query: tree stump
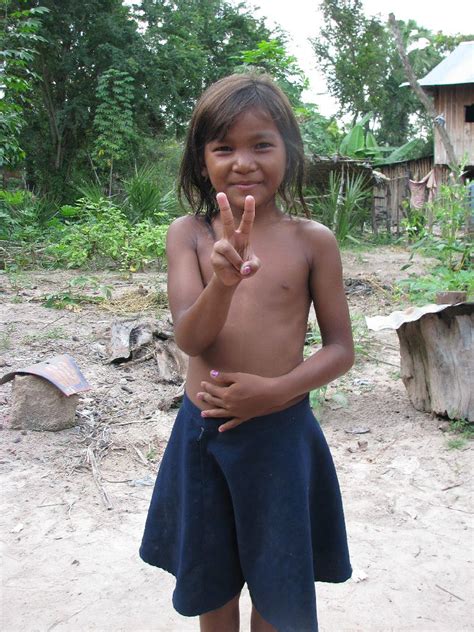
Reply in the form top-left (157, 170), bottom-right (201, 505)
top-left (397, 304), bottom-right (474, 420)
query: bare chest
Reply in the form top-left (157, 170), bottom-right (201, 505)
top-left (196, 228), bottom-right (311, 315)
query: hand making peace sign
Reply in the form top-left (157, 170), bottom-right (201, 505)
top-left (211, 192), bottom-right (261, 286)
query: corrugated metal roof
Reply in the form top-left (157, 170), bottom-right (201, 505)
top-left (418, 41), bottom-right (474, 87)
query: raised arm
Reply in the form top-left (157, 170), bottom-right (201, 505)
top-left (167, 194), bottom-right (260, 356)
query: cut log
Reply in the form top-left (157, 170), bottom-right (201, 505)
top-left (397, 304), bottom-right (474, 420)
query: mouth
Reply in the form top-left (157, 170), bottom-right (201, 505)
top-left (231, 182), bottom-right (260, 189)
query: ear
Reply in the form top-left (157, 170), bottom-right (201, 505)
top-left (201, 165), bottom-right (208, 178)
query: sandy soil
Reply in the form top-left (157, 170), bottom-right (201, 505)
top-left (1, 245), bottom-right (472, 632)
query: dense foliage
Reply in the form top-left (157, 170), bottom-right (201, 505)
top-left (1, 0), bottom-right (472, 300)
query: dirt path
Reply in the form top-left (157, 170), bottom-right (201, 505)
top-left (1, 246), bottom-right (472, 632)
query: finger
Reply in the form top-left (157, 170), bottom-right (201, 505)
top-left (200, 381), bottom-right (227, 398)
top-left (240, 255), bottom-right (261, 277)
top-left (213, 240), bottom-right (243, 271)
top-left (209, 370), bottom-right (237, 384)
top-left (237, 195), bottom-right (255, 239)
top-left (201, 408), bottom-right (229, 418)
top-left (196, 391), bottom-right (224, 408)
top-left (216, 192), bottom-right (235, 240)
top-left (218, 418), bottom-right (243, 433)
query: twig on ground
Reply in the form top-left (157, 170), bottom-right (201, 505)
top-left (132, 444), bottom-right (149, 466)
top-left (86, 445), bottom-right (113, 510)
top-left (435, 584), bottom-right (464, 601)
top-left (441, 483), bottom-right (462, 492)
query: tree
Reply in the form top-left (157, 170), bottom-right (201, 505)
top-left (138, 0), bottom-right (273, 135)
top-left (312, 0), bottom-right (474, 147)
top-left (10, 0), bottom-right (148, 196)
top-left (93, 69), bottom-right (136, 195)
top-left (234, 39), bottom-right (308, 107)
top-left (0, 0), bottom-right (48, 167)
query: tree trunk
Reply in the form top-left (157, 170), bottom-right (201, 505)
top-left (388, 14), bottom-right (458, 167)
top-left (397, 304), bottom-right (474, 420)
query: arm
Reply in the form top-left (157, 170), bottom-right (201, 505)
top-left (168, 195), bottom-right (260, 357)
top-left (274, 225), bottom-right (354, 401)
top-left (199, 224), bottom-right (354, 430)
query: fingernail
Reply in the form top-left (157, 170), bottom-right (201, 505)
top-left (211, 370), bottom-right (219, 378)
top-left (241, 266), bottom-right (251, 275)
top-left (196, 393), bottom-right (203, 400)
top-left (201, 411), bottom-right (207, 417)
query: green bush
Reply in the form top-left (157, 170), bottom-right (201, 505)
top-left (403, 172), bottom-right (472, 271)
top-left (46, 197), bottom-right (168, 270)
top-left (0, 189), bottom-right (54, 241)
top-left (309, 171), bottom-right (371, 242)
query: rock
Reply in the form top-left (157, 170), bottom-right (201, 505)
top-left (11, 374), bottom-right (79, 431)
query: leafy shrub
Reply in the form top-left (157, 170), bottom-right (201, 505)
top-left (0, 189), bottom-right (58, 242)
top-left (402, 171), bottom-right (472, 271)
top-left (46, 197), bottom-right (168, 270)
top-left (310, 171), bottom-right (371, 242)
top-left (122, 165), bottom-right (163, 222)
top-left (395, 265), bottom-right (473, 305)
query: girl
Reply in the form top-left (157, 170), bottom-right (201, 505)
top-left (140, 73), bottom-right (354, 632)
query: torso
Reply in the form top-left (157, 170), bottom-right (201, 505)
top-left (185, 213), bottom-right (315, 410)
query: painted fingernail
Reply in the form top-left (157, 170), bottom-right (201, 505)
top-left (196, 393), bottom-right (203, 400)
top-left (201, 411), bottom-right (207, 417)
top-left (242, 266), bottom-right (251, 275)
top-left (211, 370), bottom-right (219, 377)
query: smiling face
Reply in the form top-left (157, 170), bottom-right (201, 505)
top-left (202, 108), bottom-right (287, 215)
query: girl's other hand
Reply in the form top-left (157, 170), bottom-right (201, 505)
top-left (197, 370), bottom-right (282, 432)
top-left (211, 193), bottom-right (261, 287)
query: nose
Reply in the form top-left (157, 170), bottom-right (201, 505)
top-left (232, 150), bottom-right (257, 173)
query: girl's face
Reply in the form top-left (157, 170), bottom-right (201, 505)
top-left (202, 108), bottom-right (287, 214)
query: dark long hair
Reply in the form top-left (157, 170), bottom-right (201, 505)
top-left (179, 73), bottom-right (309, 222)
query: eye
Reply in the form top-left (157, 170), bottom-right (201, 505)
top-left (213, 145), bottom-right (232, 153)
top-left (255, 142), bottom-right (273, 150)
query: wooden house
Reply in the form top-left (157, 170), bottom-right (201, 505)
top-left (419, 40), bottom-right (474, 171)
top-left (373, 41), bottom-right (474, 232)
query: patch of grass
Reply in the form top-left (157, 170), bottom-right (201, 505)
top-left (5, 269), bottom-right (32, 291)
top-left (447, 437), bottom-right (468, 450)
top-left (41, 276), bottom-right (113, 310)
top-left (310, 386), bottom-right (328, 418)
top-left (394, 265), bottom-right (473, 305)
top-left (0, 324), bottom-right (16, 351)
top-left (146, 446), bottom-right (158, 462)
top-left (23, 327), bottom-right (67, 343)
top-left (446, 418), bottom-right (473, 450)
top-left (351, 312), bottom-right (376, 361)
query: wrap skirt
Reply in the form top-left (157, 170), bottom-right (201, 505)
top-left (139, 394), bottom-right (351, 632)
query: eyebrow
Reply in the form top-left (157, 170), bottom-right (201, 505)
top-left (211, 130), bottom-right (280, 143)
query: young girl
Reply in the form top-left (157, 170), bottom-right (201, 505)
top-left (140, 74), bottom-right (354, 632)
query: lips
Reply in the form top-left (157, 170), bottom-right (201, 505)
top-left (231, 181), bottom-right (260, 188)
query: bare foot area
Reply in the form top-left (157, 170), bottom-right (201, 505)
top-left (1, 246), bottom-right (472, 632)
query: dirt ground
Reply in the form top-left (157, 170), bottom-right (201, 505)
top-left (1, 245), bottom-right (472, 632)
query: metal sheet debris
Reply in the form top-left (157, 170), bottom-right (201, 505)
top-left (0, 354), bottom-right (91, 396)
top-left (365, 303), bottom-right (472, 332)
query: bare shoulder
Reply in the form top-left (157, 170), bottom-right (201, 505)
top-left (166, 214), bottom-right (209, 248)
top-left (290, 217), bottom-right (339, 261)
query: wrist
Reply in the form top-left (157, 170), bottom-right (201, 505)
top-left (211, 272), bottom-right (240, 292)
top-left (269, 374), bottom-right (295, 407)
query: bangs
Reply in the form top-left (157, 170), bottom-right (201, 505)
top-left (194, 79), bottom-right (292, 150)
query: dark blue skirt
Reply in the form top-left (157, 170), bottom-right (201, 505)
top-left (139, 394), bottom-right (351, 632)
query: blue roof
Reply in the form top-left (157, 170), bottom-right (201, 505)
top-left (419, 41), bottom-right (474, 86)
